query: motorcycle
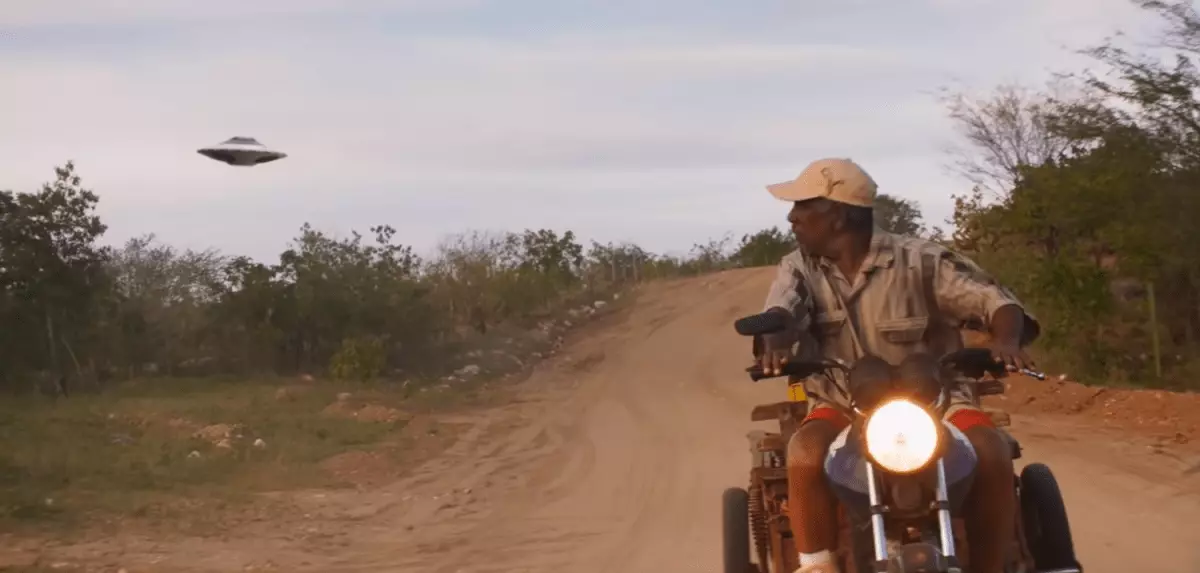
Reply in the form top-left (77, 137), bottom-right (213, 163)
top-left (722, 311), bottom-right (1083, 573)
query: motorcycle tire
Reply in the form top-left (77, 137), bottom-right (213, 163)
top-left (1019, 463), bottom-right (1081, 572)
top-left (722, 487), bottom-right (756, 573)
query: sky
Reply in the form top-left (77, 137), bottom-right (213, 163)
top-left (0, 0), bottom-right (1168, 262)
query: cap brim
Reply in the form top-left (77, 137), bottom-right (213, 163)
top-left (766, 180), bottom-right (821, 202)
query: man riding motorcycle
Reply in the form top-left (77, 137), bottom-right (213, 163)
top-left (757, 158), bottom-right (1041, 573)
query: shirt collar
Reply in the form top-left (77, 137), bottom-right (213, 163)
top-left (814, 227), bottom-right (896, 273)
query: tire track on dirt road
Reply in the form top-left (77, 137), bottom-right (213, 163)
top-left (393, 287), bottom-right (705, 573)
top-left (328, 316), bottom-right (652, 572)
top-left (376, 272), bottom-right (762, 573)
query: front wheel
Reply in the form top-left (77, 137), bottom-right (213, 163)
top-left (723, 487), bottom-right (755, 573)
top-left (1019, 463), bottom-right (1081, 571)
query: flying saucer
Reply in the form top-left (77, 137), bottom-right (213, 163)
top-left (197, 136), bottom-right (287, 166)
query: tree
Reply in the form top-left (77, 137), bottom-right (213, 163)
top-left (730, 227), bottom-right (794, 267)
top-left (937, 2), bottom-right (1200, 387)
top-left (586, 241), bottom-right (653, 283)
top-left (939, 83), bottom-right (1074, 196)
top-left (103, 234), bottom-right (226, 376)
top-left (874, 193), bottom-right (927, 237)
top-left (271, 223), bottom-right (434, 373)
top-left (688, 234), bottom-right (734, 273)
top-left (0, 162), bottom-right (111, 391)
top-left (517, 229), bottom-right (584, 282)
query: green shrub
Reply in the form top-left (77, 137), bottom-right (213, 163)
top-left (328, 336), bottom-right (387, 381)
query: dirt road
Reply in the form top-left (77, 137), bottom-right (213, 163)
top-left (27, 268), bottom-right (1200, 572)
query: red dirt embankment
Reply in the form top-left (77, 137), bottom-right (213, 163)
top-left (991, 376), bottom-right (1199, 446)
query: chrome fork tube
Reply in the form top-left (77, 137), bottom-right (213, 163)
top-left (865, 463), bottom-right (889, 564)
top-left (935, 458), bottom-right (957, 558)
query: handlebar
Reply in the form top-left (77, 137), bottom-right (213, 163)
top-left (744, 359), bottom-right (846, 382)
top-left (733, 311), bottom-right (790, 337)
top-left (734, 311), bottom-right (1046, 383)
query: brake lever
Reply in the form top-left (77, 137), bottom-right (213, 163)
top-left (1015, 367), bottom-right (1046, 381)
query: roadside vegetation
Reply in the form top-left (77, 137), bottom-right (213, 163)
top-left (943, 1), bottom-right (1200, 389)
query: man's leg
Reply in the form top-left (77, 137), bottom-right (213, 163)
top-left (948, 407), bottom-right (1016, 573)
top-left (786, 407), bottom-right (850, 572)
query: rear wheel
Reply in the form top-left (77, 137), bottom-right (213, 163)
top-left (723, 487), bottom-right (755, 573)
top-left (1019, 463), bottom-right (1080, 571)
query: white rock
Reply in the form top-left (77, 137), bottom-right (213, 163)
top-left (456, 364), bottom-right (482, 377)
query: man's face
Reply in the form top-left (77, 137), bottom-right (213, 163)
top-left (787, 199), bottom-right (840, 255)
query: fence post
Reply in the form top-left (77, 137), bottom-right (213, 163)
top-left (1148, 281), bottom-right (1162, 380)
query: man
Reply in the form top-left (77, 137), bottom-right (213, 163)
top-left (757, 158), bottom-right (1040, 573)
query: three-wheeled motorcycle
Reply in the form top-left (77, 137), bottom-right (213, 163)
top-left (722, 311), bottom-right (1083, 573)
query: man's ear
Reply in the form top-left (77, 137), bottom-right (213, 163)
top-left (829, 203), bottom-right (848, 232)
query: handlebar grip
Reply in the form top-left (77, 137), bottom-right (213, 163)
top-left (745, 361), bottom-right (823, 382)
top-left (734, 312), bottom-right (789, 336)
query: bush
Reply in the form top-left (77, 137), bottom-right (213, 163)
top-left (328, 336), bottom-right (387, 381)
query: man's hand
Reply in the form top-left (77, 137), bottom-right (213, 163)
top-left (757, 307), bottom-right (797, 376)
top-left (987, 304), bottom-right (1035, 372)
top-left (987, 339), bottom-right (1035, 372)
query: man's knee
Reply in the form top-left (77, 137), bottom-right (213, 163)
top-left (964, 425), bottom-right (1014, 474)
top-left (786, 420), bottom-right (842, 473)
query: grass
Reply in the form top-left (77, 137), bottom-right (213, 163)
top-left (0, 376), bottom-right (431, 534)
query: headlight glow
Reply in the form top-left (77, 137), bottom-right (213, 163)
top-left (864, 399), bottom-right (940, 473)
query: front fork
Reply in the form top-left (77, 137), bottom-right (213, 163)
top-left (864, 459), bottom-right (961, 573)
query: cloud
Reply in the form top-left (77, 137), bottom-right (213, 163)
top-left (0, 32), bottom-right (930, 187)
top-left (0, 0), bottom-right (1170, 262)
top-left (0, 0), bottom-right (477, 27)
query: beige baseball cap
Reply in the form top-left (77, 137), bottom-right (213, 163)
top-left (766, 157), bottom-right (877, 208)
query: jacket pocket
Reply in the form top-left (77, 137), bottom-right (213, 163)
top-left (815, 310), bottom-right (847, 338)
top-left (877, 316), bottom-right (929, 344)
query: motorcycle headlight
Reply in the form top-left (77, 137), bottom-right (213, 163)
top-left (864, 399), bottom-right (940, 474)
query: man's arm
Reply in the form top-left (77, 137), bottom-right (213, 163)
top-left (928, 247), bottom-right (1041, 368)
top-left (987, 304), bottom-right (1028, 348)
top-left (759, 253), bottom-right (815, 374)
top-left (762, 252), bottom-right (820, 338)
